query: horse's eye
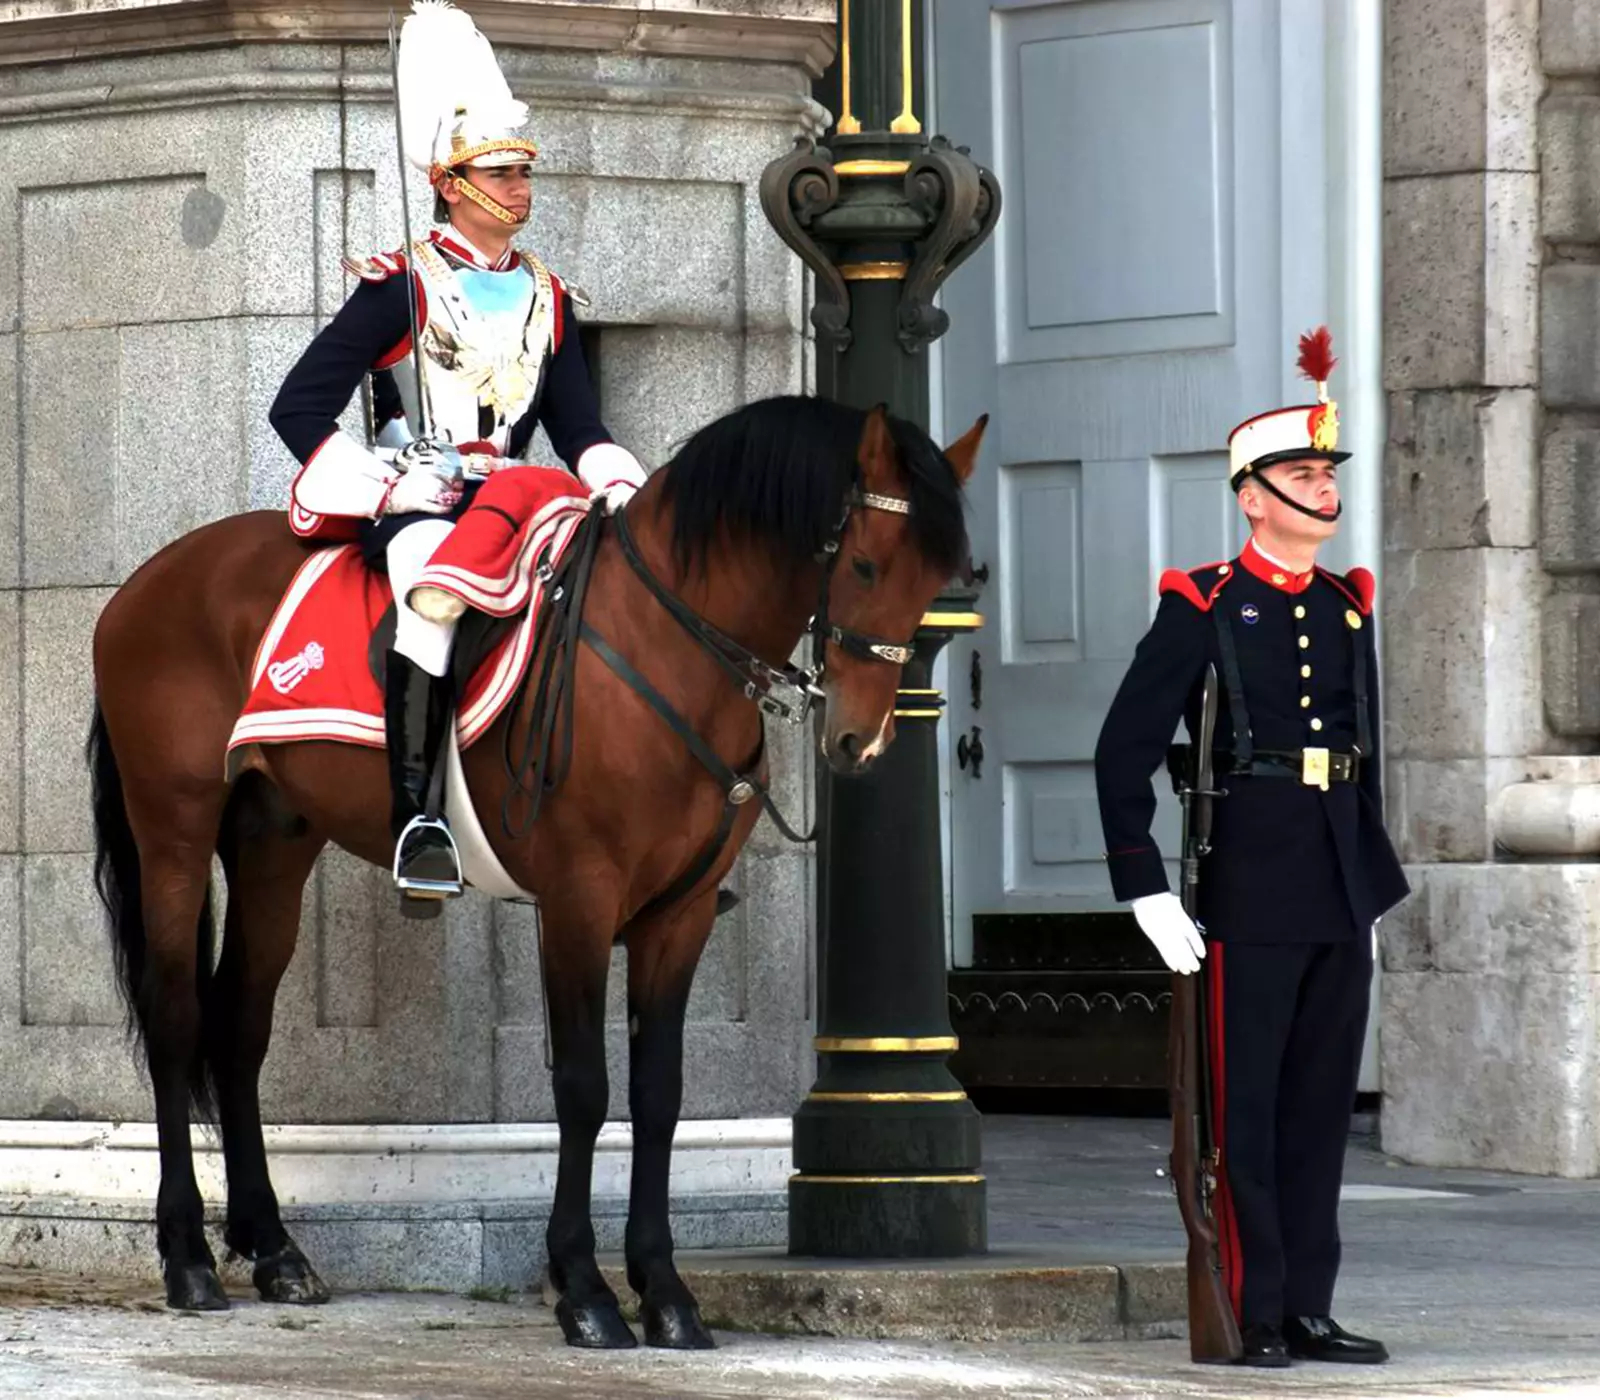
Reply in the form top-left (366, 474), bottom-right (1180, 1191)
top-left (852, 557), bottom-right (877, 585)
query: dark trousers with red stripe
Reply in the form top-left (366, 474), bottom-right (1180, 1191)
top-left (1208, 938), bottom-right (1373, 1327)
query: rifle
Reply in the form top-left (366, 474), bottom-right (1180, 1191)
top-left (1167, 663), bottom-right (1242, 1363)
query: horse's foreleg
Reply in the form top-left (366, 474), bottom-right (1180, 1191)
top-left (212, 810), bottom-right (329, 1304)
top-left (624, 889), bottom-right (719, 1350)
top-left (542, 899), bottom-right (635, 1349)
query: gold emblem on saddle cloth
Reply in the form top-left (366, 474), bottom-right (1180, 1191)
top-left (412, 239), bottom-right (557, 421)
top-left (1301, 746), bottom-right (1331, 792)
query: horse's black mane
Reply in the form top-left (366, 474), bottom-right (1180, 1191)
top-left (655, 396), bottom-right (967, 575)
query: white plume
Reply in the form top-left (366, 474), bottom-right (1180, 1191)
top-left (397, 0), bottom-right (530, 172)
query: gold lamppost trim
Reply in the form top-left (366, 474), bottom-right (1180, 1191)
top-left (841, 260), bottom-right (910, 281)
top-left (836, 0), bottom-right (861, 134)
top-left (890, 0), bottom-right (922, 134)
top-left (835, 159), bottom-right (913, 177)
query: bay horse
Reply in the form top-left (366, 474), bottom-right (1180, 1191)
top-left (86, 394), bottom-right (984, 1349)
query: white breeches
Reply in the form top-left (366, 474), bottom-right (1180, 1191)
top-left (387, 519), bottom-right (456, 678)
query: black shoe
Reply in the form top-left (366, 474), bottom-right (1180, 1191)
top-left (1238, 1322), bottom-right (1291, 1368)
top-left (1282, 1315), bottom-right (1389, 1364)
top-left (384, 650), bottom-right (463, 906)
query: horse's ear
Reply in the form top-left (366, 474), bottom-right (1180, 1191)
top-left (943, 413), bottom-right (988, 484)
top-left (856, 403), bottom-right (895, 483)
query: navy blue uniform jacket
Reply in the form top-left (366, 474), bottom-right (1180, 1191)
top-left (1093, 539), bottom-right (1410, 943)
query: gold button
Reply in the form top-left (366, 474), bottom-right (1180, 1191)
top-left (1218, 564), bottom-right (1230, 575)
top-left (1294, 605), bottom-right (1306, 619)
top-left (1301, 696), bottom-right (1311, 708)
top-left (1301, 664), bottom-right (1311, 678)
top-left (1299, 636), bottom-right (1310, 650)
top-left (1310, 717), bottom-right (1324, 732)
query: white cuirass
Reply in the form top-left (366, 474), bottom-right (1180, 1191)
top-left (387, 238), bottom-right (557, 454)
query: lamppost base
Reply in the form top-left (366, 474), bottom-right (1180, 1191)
top-left (788, 1175), bottom-right (987, 1258)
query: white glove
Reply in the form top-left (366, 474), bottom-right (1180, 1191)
top-left (575, 441), bottom-right (647, 514)
top-left (595, 478), bottom-right (639, 514)
top-left (1132, 892), bottom-right (1206, 975)
top-left (385, 468), bottom-right (461, 516)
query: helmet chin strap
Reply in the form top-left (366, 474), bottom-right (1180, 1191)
top-left (444, 172), bottom-right (526, 228)
top-left (1248, 468), bottom-right (1343, 524)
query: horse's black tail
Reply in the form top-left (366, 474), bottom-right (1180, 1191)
top-left (87, 702), bottom-right (217, 1122)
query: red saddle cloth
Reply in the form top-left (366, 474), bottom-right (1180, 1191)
top-left (229, 467), bottom-right (593, 755)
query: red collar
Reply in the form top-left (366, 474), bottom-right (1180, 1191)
top-left (431, 229), bottom-right (518, 273)
top-left (1240, 537), bottom-right (1316, 594)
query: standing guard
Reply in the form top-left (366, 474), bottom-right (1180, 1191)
top-left (1094, 329), bottom-right (1411, 1367)
top-left (269, 0), bottom-right (647, 910)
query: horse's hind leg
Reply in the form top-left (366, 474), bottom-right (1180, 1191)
top-left (623, 891), bottom-right (718, 1349)
top-left (210, 780), bottom-right (330, 1304)
top-left (121, 791), bottom-right (231, 1311)
top-left (541, 896), bottom-right (637, 1349)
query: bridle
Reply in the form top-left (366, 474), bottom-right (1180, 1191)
top-left (609, 478), bottom-right (918, 727)
top-left (502, 472), bottom-right (924, 924)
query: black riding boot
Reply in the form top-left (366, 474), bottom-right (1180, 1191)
top-left (384, 648), bottom-right (463, 914)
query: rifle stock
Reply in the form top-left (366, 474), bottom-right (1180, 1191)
top-left (1168, 664), bottom-right (1243, 1363)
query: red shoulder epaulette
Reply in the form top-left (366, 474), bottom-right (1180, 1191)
top-left (1318, 565), bottom-right (1375, 615)
top-left (1158, 561), bottom-right (1234, 613)
top-left (341, 249), bottom-right (409, 283)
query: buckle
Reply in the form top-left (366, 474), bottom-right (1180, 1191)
top-left (1301, 747), bottom-right (1331, 791)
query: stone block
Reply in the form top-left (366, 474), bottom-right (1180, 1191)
top-left (1484, 172), bottom-right (1540, 387)
top-left (22, 588), bottom-right (112, 853)
top-left (1385, 389), bottom-right (1537, 552)
top-left (116, 319), bottom-right (248, 575)
top-left (1541, 429), bottom-right (1600, 572)
top-left (1384, 0), bottom-right (1488, 176)
top-left (1542, 95), bottom-right (1600, 243)
top-left (1382, 548), bottom-right (1544, 760)
top-left (442, 889), bottom-right (498, 1124)
top-left (287, 1214), bottom-right (484, 1294)
top-left (1382, 865), bottom-right (1600, 1178)
top-left (20, 854), bottom-right (121, 1028)
top-left (22, 330), bottom-right (118, 587)
top-left (1381, 861), bottom-right (1600, 975)
top-left (1542, 593), bottom-right (1600, 736)
top-left (0, 336), bottom-right (17, 588)
top-left (1544, 265), bottom-right (1600, 409)
top-left (17, 163), bottom-right (246, 333)
top-left (1544, 0), bottom-right (1600, 74)
top-left (1384, 175), bottom-right (1485, 390)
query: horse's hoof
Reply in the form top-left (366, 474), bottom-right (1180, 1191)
top-left (165, 1263), bottom-right (229, 1312)
top-left (641, 1298), bottom-right (716, 1350)
top-left (555, 1296), bottom-right (638, 1349)
top-left (253, 1246), bottom-right (331, 1305)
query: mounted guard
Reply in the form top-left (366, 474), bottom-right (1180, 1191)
top-left (268, 0), bottom-right (646, 908)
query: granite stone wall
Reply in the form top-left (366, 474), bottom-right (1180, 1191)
top-left (0, 28), bottom-right (827, 1127)
top-left (1380, 0), bottom-right (1600, 1175)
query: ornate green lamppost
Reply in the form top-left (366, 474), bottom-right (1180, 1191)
top-left (760, 0), bottom-right (1001, 1257)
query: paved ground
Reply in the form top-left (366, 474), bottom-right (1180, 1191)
top-left (6, 1115), bottom-right (1600, 1398)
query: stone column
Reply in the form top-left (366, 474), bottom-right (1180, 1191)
top-left (1379, 0), bottom-right (1600, 1177)
top-left (0, 0), bottom-right (837, 1287)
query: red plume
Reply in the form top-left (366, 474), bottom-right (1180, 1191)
top-left (1297, 325), bottom-right (1337, 385)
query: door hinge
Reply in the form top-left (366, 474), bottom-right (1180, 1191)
top-left (969, 649), bottom-right (983, 712)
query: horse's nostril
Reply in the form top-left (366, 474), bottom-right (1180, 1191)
top-left (837, 731), bottom-right (861, 761)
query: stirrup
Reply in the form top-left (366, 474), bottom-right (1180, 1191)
top-left (392, 814), bottom-right (464, 899)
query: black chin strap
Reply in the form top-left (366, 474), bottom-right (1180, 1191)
top-left (1247, 469), bottom-right (1343, 523)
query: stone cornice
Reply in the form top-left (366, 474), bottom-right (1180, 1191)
top-left (0, 0), bottom-right (838, 74)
